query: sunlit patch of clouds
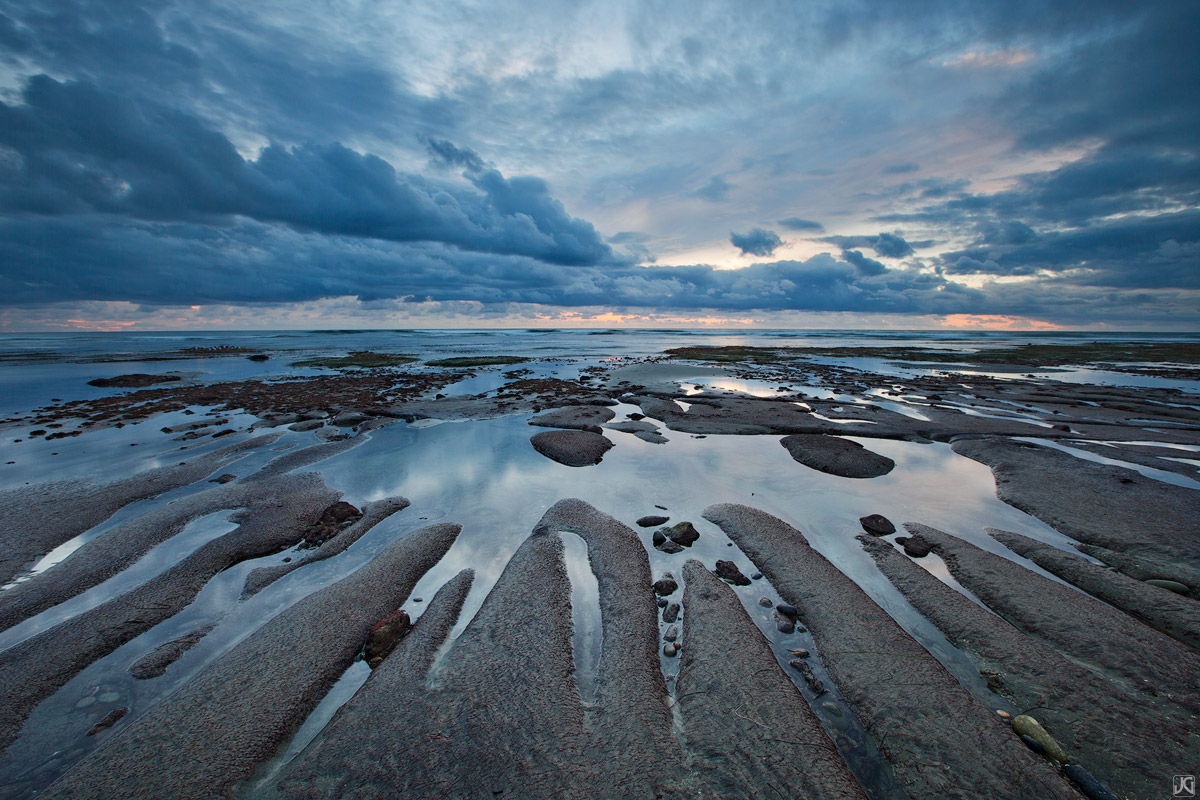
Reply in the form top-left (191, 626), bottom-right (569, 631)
top-left (940, 313), bottom-right (1066, 330)
top-left (940, 48), bottom-right (1034, 69)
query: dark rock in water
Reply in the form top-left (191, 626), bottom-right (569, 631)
top-left (663, 521), bottom-right (700, 547)
top-left (332, 410), bottom-right (371, 427)
top-left (663, 625), bottom-right (679, 642)
top-left (247, 354), bottom-right (270, 362)
top-left (774, 610), bottom-right (795, 634)
top-left (1062, 764), bottom-right (1119, 800)
top-left (656, 539), bottom-right (685, 554)
top-left (657, 597), bottom-right (668, 608)
top-left (789, 648), bottom-right (810, 659)
top-left (663, 642), bottom-right (680, 658)
top-left (304, 501), bottom-right (362, 547)
top-left (529, 429), bottom-right (614, 467)
top-left (714, 560), bottom-right (751, 586)
top-left (209, 473), bottom-right (237, 484)
top-left (894, 536), bottom-right (909, 545)
top-left (750, 572), bottom-right (762, 580)
top-left (1145, 578), bottom-right (1190, 595)
top-left (1019, 733), bottom-right (1045, 754)
top-left (653, 573), bottom-right (679, 596)
top-left (528, 405), bottom-right (615, 431)
top-left (779, 434), bottom-right (895, 479)
top-left (364, 609), bottom-right (411, 667)
top-left (88, 373), bottom-right (182, 388)
top-left (628, 413), bottom-right (646, 421)
top-left (859, 514), bottom-right (896, 535)
top-left (776, 603), bottom-right (798, 618)
top-left (789, 658), bottom-right (826, 696)
top-left (652, 529), bottom-right (666, 546)
top-left (758, 596), bottom-right (773, 608)
top-left (655, 504), bottom-right (668, 510)
top-left (903, 535), bottom-right (932, 558)
top-left (87, 706), bottom-right (129, 736)
top-left (663, 602), bottom-right (680, 623)
top-left (637, 515), bottom-right (670, 528)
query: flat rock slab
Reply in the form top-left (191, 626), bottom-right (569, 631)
top-left (86, 373), bottom-right (182, 388)
top-left (530, 429), bottom-right (613, 467)
top-left (861, 533), bottom-right (1200, 800)
top-left (703, 503), bottom-right (1078, 800)
top-left (780, 434), bottom-right (895, 478)
top-left (40, 522), bottom-right (461, 800)
top-left (677, 559), bottom-right (867, 800)
top-left (990, 528), bottom-right (1200, 651)
top-left (528, 405), bottom-right (616, 432)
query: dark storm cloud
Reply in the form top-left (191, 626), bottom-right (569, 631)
top-left (820, 232), bottom-right (916, 258)
top-left (841, 250), bottom-right (887, 276)
top-left (0, 76), bottom-right (617, 267)
top-left (423, 138), bottom-right (486, 173)
top-left (730, 228), bottom-right (783, 257)
top-left (777, 217), bottom-right (824, 232)
top-left (0, 214), bottom-right (971, 315)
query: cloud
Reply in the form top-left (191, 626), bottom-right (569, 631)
top-left (0, 75), bottom-right (619, 267)
top-left (882, 162), bottom-right (919, 175)
top-left (821, 232), bottom-right (916, 258)
top-left (841, 249), bottom-right (887, 276)
top-left (694, 175), bottom-right (732, 202)
top-left (730, 228), bottom-right (783, 257)
top-left (777, 217), bottom-right (824, 232)
top-left (423, 138), bottom-right (486, 173)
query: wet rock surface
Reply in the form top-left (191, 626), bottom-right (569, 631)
top-left (713, 559), bottom-right (751, 586)
top-left (705, 503), bottom-right (1079, 800)
top-left (859, 513), bottom-right (895, 535)
top-left (529, 429), bottom-right (614, 466)
top-left (861, 531), bottom-right (1200, 800)
top-left (779, 434), bottom-right (896, 478)
top-left (528, 405), bottom-right (616, 432)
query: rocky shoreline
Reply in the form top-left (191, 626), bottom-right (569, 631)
top-left (0, 341), bottom-right (1196, 799)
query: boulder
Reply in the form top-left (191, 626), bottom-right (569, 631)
top-left (653, 573), bottom-right (679, 596)
top-left (780, 434), bottom-right (895, 479)
top-left (636, 515), bottom-right (670, 528)
top-left (859, 514), bottom-right (896, 535)
top-left (663, 521), bottom-right (700, 547)
top-left (529, 430), bottom-right (614, 467)
top-left (1011, 714), bottom-right (1068, 763)
top-left (714, 560), bottom-right (751, 586)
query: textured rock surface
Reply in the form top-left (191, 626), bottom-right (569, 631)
top-left (529, 429), bottom-right (614, 466)
top-left (40, 522), bottom-right (460, 800)
top-left (676, 559), bottom-right (867, 800)
top-left (779, 434), bottom-right (895, 478)
top-left (861, 531), bottom-right (1200, 800)
top-left (703, 503), bottom-right (1078, 800)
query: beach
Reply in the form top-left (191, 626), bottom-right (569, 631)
top-left (0, 329), bottom-right (1197, 800)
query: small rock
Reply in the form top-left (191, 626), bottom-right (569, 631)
top-left (655, 537), bottom-right (685, 554)
top-left (1145, 578), bottom-right (1190, 595)
top-left (662, 521), bottom-right (700, 547)
top-left (995, 709), bottom-right (1012, 720)
top-left (714, 560), bottom-right (751, 586)
top-left (97, 691), bottom-right (120, 703)
top-left (663, 642), bottom-right (680, 658)
top-left (209, 473), bottom-right (237, 484)
top-left (775, 603), bottom-right (797, 618)
top-left (662, 602), bottom-right (680, 623)
top-left (1011, 714), bottom-right (1067, 763)
top-left (774, 610), bottom-right (795, 634)
top-left (663, 625), bottom-right (679, 642)
top-left (654, 504), bottom-right (668, 510)
top-left (750, 572), bottom-right (762, 580)
top-left (657, 597), bottom-right (668, 608)
top-left (895, 536), bottom-right (909, 545)
top-left (821, 702), bottom-right (842, 717)
top-left (653, 573), bottom-right (679, 596)
top-left (74, 697), bottom-right (96, 709)
top-left (903, 535), bottom-right (932, 558)
top-left (87, 706), bottom-right (129, 736)
top-left (1061, 764), bottom-right (1119, 800)
top-left (628, 413), bottom-right (646, 421)
top-left (413, 597), bottom-right (423, 603)
top-left (247, 354), bottom-right (270, 361)
top-left (758, 597), bottom-right (773, 608)
top-left (1019, 733), bottom-right (1045, 755)
top-left (364, 610), bottom-right (411, 667)
top-left (788, 648), bottom-right (810, 658)
top-left (637, 515), bottom-right (670, 527)
top-left (859, 514), bottom-right (896, 536)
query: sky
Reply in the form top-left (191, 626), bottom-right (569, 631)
top-left (0, 0), bottom-right (1197, 330)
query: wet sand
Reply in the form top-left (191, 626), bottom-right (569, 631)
top-left (0, 340), bottom-right (1196, 799)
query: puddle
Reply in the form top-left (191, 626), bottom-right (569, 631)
top-left (560, 531), bottom-right (602, 705)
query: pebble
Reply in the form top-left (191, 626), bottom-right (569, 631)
top-left (774, 611), bottom-right (795, 634)
top-left (663, 625), bottom-right (679, 642)
top-left (657, 597), bottom-right (668, 608)
top-left (413, 598), bottom-right (423, 603)
top-left (1019, 733), bottom-right (1045, 754)
top-left (637, 515), bottom-right (670, 528)
top-left (788, 648), bottom-right (810, 658)
top-left (1144, 578), bottom-right (1190, 595)
top-left (1011, 714), bottom-right (1067, 763)
top-left (750, 572), bottom-right (762, 580)
top-left (775, 603), bottom-right (797, 618)
top-left (995, 709), bottom-right (1012, 720)
top-left (1061, 764), bottom-right (1119, 800)
top-left (758, 597), bottom-right (773, 608)
top-left (74, 697), bottom-right (96, 709)
top-left (653, 573), bottom-right (679, 596)
top-left (714, 560), bottom-right (751, 586)
top-left (662, 602), bottom-right (680, 623)
top-left (821, 702), bottom-right (842, 717)
top-left (97, 691), bottom-right (120, 703)
top-left (858, 514), bottom-right (896, 536)
top-left (663, 642), bottom-right (680, 658)
top-left (789, 659), bottom-right (826, 696)
top-left (903, 536), bottom-right (932, 558)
